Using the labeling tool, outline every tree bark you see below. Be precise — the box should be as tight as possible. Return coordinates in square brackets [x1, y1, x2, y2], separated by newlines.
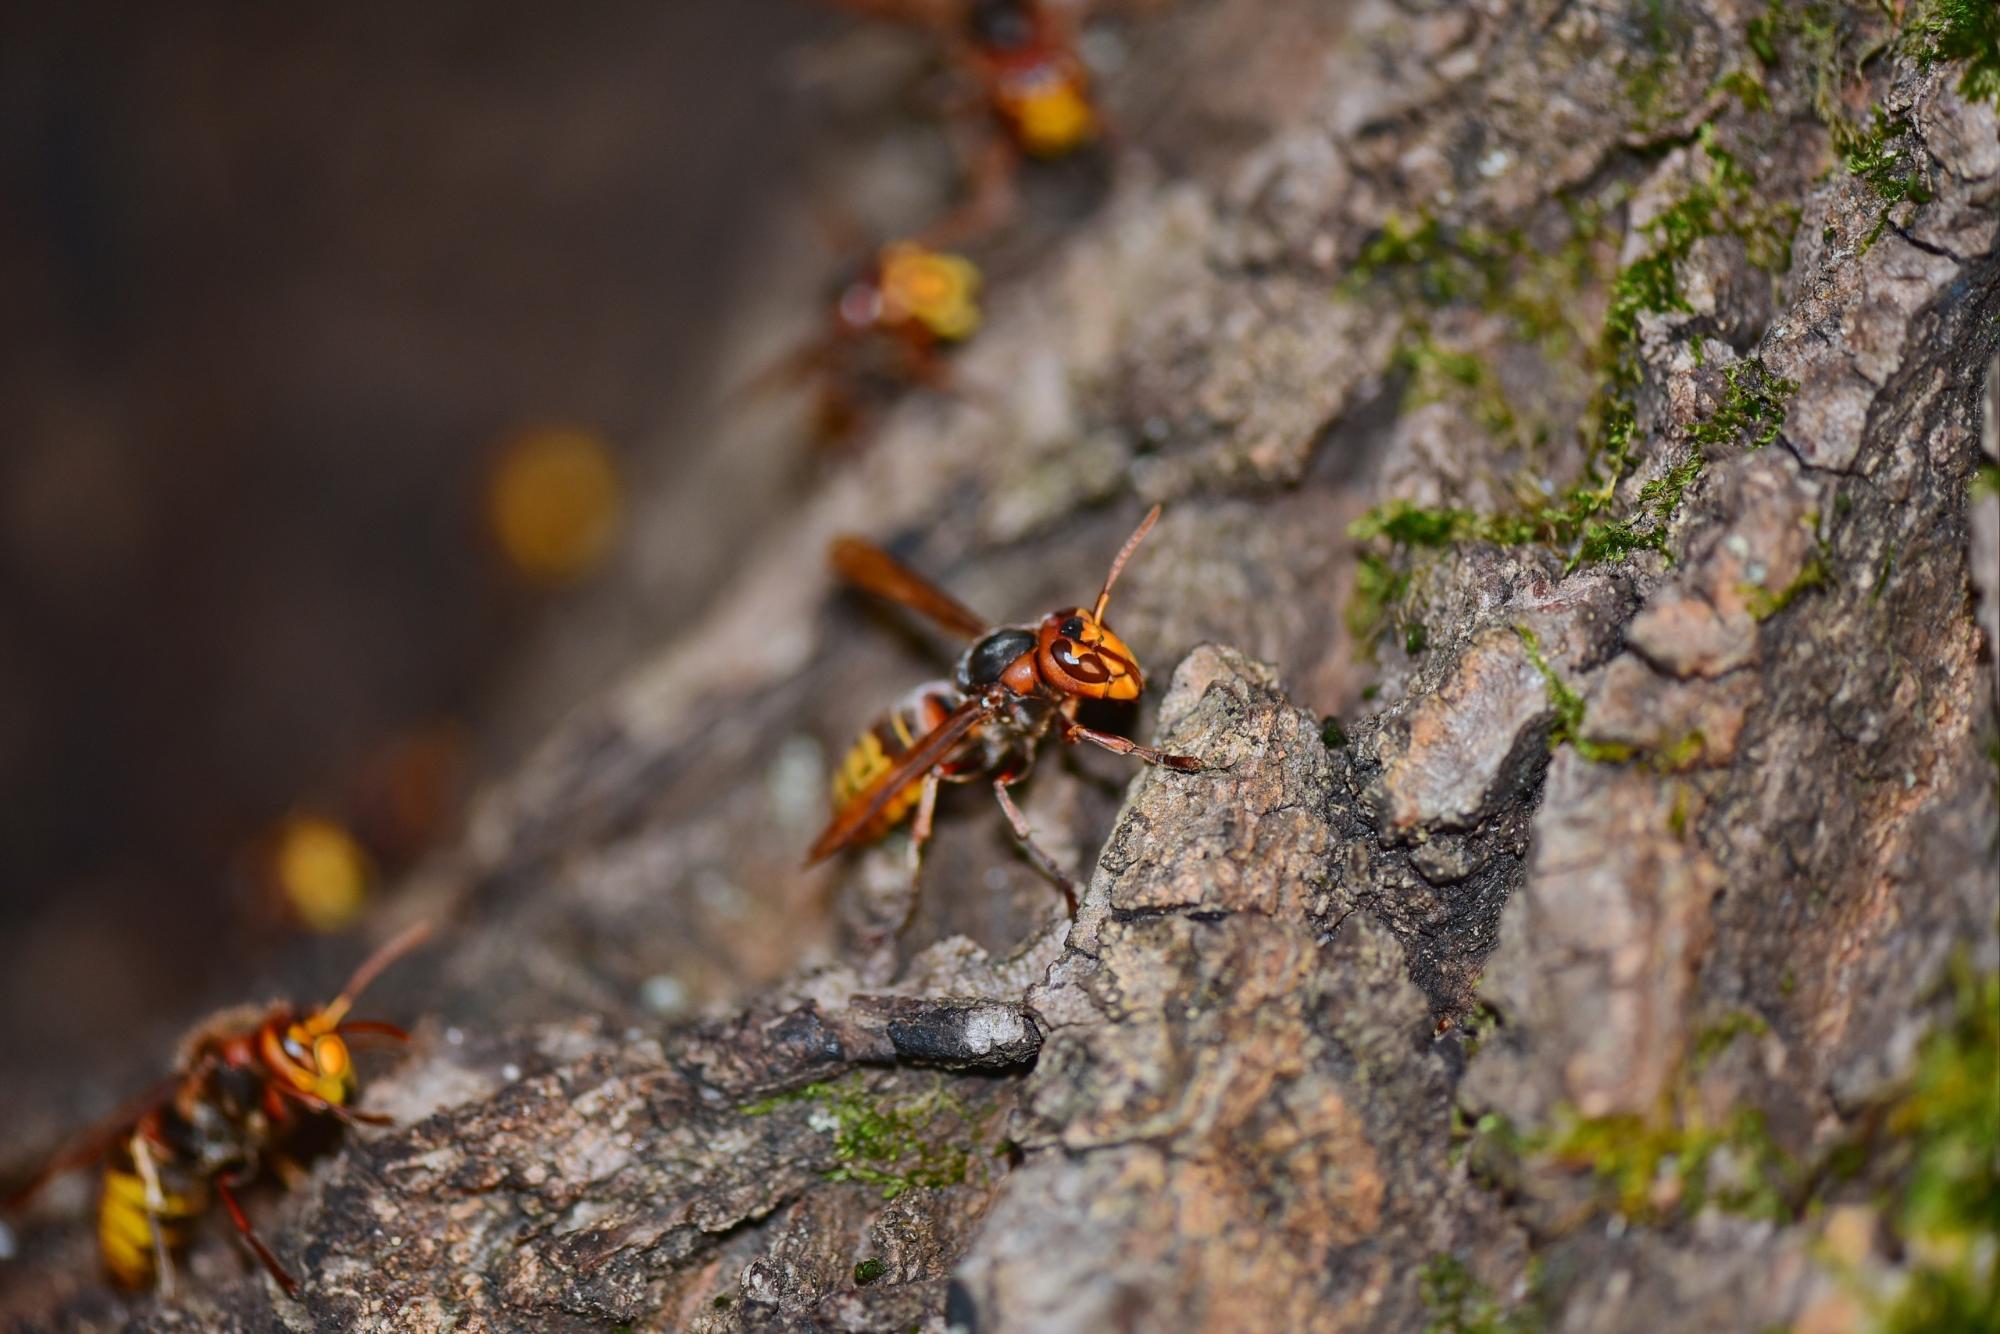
[5, 2, 1996, 1330]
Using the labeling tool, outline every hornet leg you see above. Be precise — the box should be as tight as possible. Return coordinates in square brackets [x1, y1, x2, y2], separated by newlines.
[216, 1169, 298, 1297]
[992, 778, 1079, 917]
[1059, 719, 1204, 772]
[269, 1080, 393, 1126]
[897, 769, 942, 937]
[923, 130, 1019, 248]
[130, 1135, 177, 1299]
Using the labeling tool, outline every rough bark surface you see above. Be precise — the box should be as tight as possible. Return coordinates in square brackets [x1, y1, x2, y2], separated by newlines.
[5, 2, 1997, 1331]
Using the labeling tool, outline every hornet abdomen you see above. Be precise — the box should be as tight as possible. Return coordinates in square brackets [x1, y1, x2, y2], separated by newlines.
[98, 1142, 206, 1289]
[830, 682, 964, 845]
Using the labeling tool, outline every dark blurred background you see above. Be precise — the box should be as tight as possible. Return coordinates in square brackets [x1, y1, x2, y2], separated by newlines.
[0, 0, 828, 1083]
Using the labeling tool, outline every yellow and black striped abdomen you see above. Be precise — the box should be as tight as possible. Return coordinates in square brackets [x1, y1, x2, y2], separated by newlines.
[98, 1162, 205, 1289]
[830, 685, 955, 845]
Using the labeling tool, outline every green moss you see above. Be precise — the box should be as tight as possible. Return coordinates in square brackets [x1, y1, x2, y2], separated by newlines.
[1844, 106, 1936, 208]
[1743, 0, 1879, 151]
[1744, 2, 1783, 66]
[1346, 128, 1797, 573]
[1872, 541, 1898, 603]
[1447, 1105, 1477, 1167]
[1638, 450, 1704, 526]
[1459, 1111, 1530, 1194]
[1667, 780, 1694, 836]
[1620, 0, 1686, 132]
[1419, 1254, 1541, 1334]
[1870, 961, 2000, 1330]
[1486, 995, 1799, 1229]
[1909, 0, 2000, 108]
[1689, 359, 1798, 450]
[1604, 233, 1691, 357]
[853, 1258, 889, 1285]
[1714, 66, 1772, 113]
[1458, 1002, 1503, 1061]
[1396, 324, 1524, 441]
[1612, 131, 1795, 322]
[1348, 489, 1662, 576]
[1516, 623, 1722, 769]
[1403, 335, 1491, 395]
[1347, 211, 1454, 287]
[1973, 463, 2000, 501]
[1770, 0, 1993, 248]
[1345, 212, 1502, 306]
[1344, 202, 1608, 399]
[1321, 716, 1350, 749]
[1743, 554, 1829, 621]
[1841, 105, 1936, 248]
[1344, 213, 1585, 345]
[1515, 625, 1585, 742]
[1882, 1267, 2000, 1333]
[1406, 621, 1430, 655]
[744, 1075, 978, 1200]
[1567, 517, 1661, 570]
[1691, 1009, 1771, 1072]
[1513, 624, 1638, 762]
[1889, 965, 1999, 1282]
[1542, 1105, 1793, 1223]
[1523, 965, 1996, 1309]
[1658, 730, 1709, 773]
[1346, 551, 1413, 654]
[1353, 501, 1480, 549]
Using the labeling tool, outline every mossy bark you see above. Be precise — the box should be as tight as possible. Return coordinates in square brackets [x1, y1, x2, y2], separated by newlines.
[4, 2, 1996, 1330]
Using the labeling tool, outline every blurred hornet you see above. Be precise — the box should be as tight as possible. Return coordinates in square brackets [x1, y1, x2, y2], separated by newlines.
[6, 923, 429, 1297]
[751, 239, 983, 448]
[810, 505, 1202, 914]
[824, 0, 1105, 237]
[955, 0, 1101, 159]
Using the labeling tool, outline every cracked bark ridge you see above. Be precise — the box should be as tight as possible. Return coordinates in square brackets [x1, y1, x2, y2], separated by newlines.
[1330, 567, 1636, 1016]
[959, 645, 1505, 1334]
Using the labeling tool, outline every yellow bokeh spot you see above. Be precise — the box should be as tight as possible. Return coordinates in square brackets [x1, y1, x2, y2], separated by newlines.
[274, 814, 372, 933]
[878, 244, 982, 342]
[487, 427, 622, 583]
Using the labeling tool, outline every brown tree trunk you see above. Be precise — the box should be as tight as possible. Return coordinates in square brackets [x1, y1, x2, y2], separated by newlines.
[5, 2, 1996, 1330]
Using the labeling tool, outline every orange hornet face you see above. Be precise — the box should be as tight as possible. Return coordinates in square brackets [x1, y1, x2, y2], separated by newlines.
[261, 1009, 356, 1106]
[1036, 608, 1143, 701]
